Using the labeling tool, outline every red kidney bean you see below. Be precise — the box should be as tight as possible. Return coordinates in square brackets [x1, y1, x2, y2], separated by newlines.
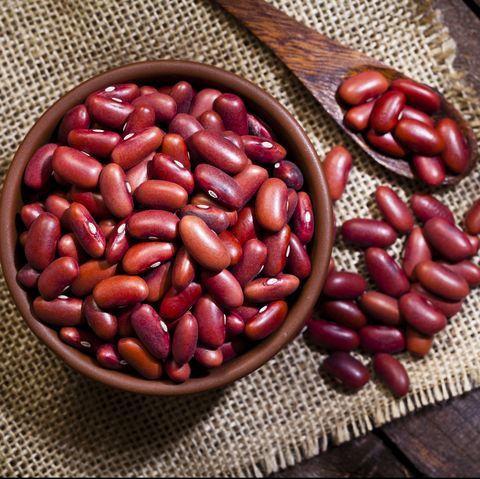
[359, 325, 405, 354]
[202, 269, 244, 309]
[93, 275, 148, 309]
[230, 304, 259, 321]
[286, 232, 312, 279]
[370, 90, 406, 133]
[465, 200, 480, 235]
[343, 100, 376, 132]
[69, 188, 110, 220]
[292, 192, 314, 243]
[171, 247, 196, 290]
[394, 118, 445, 155]
[411, 193, 454, 225]
[223, 130, 246, 152]
[96, 344, 129, 371]
[243, 274, 300, 303]
[127, 210, 179, 241]
[273, 160, 304, 191]
[170, 81, 195, 114]
[52, 146, 102, 189]
[412, 155, 446, 186]
[123, 104, 155, 135]
[424, 217, 472, 262]
[161, 133, 192, 170]
[71, 260, 117, 297]
[33, 296, 83, 326]
[219, 231, 242, 266]
[199, 110, 225, 132]
[83, 295, 117, 341]
[323, 271, 367, 299]
[263, 224, 291, 276]
[319, 300, 368, 330]
[104, 220, 129, 264]
[365, 129, 407, 157]
[194, 164, 243, 209]
[212, 93, 248, 135]
[98, 164, 133, 218]
[159, 282, 202, 321]
[194, 295, 226, 348]
[168, 113, 204, 141]
[467, 234, 479, 255]
[130, 304, 170, 360]
[286, 189, 299, 222]
[194, 347, 224, 368]
[220, 338, 247, 362]
[125, 155, 153, 192]
[68, 129, 121, 158]
[111, 127, 164, 170]
[171, 312, 198, 365]
[44, 194, 70, 226]
[122, 242, 176, 275]
[117, 308, 135, 338]
[24, 143, 57, 190]
[152, 153, 194, 194]
[19, 231, 28, 247]
[37, 257, 79, 300]
[441, 260, 480, 287]
[98, 83, 140, 102]
[179, 205, 228, 234]
[373, 353, 409, 397]
[399, 105, 435, 127]
[189, 88, 222, 118]
[117, 338, 163, 379]
[57, 105, 90, 144]
[406, 327, 433, 357]
[365, 247, 410, 297]
[225, 313, 245, 337]
[132, 92, 177, 123]
[375, 186, 413, 234]
[21, 202, 45, 228]
[338, 70, 389, 105]
[391, 78, 440, 114]
[322, 146, 352, 201]
[25, 213, 60, 271]
[342, 218, 397, 248]
[308, 319, 360, 351]
[323, 352, 370, 390]
[59, 327, 102, 355]
[410, 283, 462, 318]
[164, 359, 191, 383]
[17, 264, 40, 289]
[231, 238, 267, 287]
[245, 300, 288, 340]
[241, 135, 286, 164]
[144, 262, 172, 303]
[400, 291, 448, 335]
[402, 227, 432, 279]
[247, 113, 274, 140]
[99, 219, 116, 239]
[87, 95, 134, 130]
[179, 215, 230, 272]
[436, 118, 469, 174]
[229, 206, 257, 245]
[234, 164, 269, 208]
[134, 180, 188, 211]
[415, 260, 469, 301]
[358, 291, 401, 326]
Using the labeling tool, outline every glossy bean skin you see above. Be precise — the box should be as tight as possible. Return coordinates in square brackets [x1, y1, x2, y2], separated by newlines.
[394, 119, 445, 155]
[441, 260, 480, 287]
[219, 231, 242, 266]
[52, 146, 102, 189]
[37, 257, 79, 300]
[83, 295, 117, 341]
[423, 217, 472, 262]
[391, 78, 440, 114]
[436, 118, 469, 174]
[262, 225, 291, 277]
[193, 295, 226, 348]
[411, 193, 454, 225]
[24, 143, 57, 190]
[247, 113, 274, 140]
[373, 353, 410, 397]
[25, 213, 60, 271]
[323, 352, 370, 390]
[243, 274, 300, 303]
[229, 207, 257, 245]
[170, 312, 198, 365]
[245, 300, 288, 341]
[307, 319, 360, 351]
[161, 133, 191, 169]
[125, 155, 153, 192]
[98, 163, 134, 218]
[225, 313, 245, 337]
[375, 186, 414, 234]
[202, 269, 244, 309]
[399, 292, 447, 335]
[99, 219, 116, 239]
[189, 88, 222, 118]
[323, 271, 367, 299]
[33, 296, 83, 326]
[365, 129, 407, 158]
[132, 93, 177, 123]
[319, 300, 367, 330]
[127, 210, 178, 241]
[179, 204, 229, 233]
[402, 226, 432, 279]
[96, 344, 129, 371]
[292, 194, 314, 245]
[21, 202, 45, 228]
[179, 215, 231, 272]
[134, 180, 188, 211]
[152, 153, 194, 194]
[273, 160, 304, 191]
[93, 275, 149, 309]
[69, 188, 110, 220]
[359, 325, 405, 354]
[59, 327, 102, 355]
[71, 259, 117, 297]
[117, 338, 163, 379]
[234, 164, 269, 208]
[358, 291, 401, 326]
[342, 219, 397, 248]
[172, 247, 196, 290]
[122, 242, 176, 275]
[123, 105, 156, 135]
[343, 101, 376, 132]
[105, 220, 130, 264]
[194, 347, 224, 369]
[370, 90, 406, 133]
[98, 83, 140, 102]
[86, 95, 134, 130]
[45, 194, 70, 226]
[164, 360, 191, 383]
[220, 338, 247, 362]
[199, 110, 225, 132]
[406, 327, 433, 357]
[415, 260, 469, 301]
[399, 105, 434, 127]
[168, 113, 204, 141]
[241, 135, 286, 164]
[144, 262, 172, 303]
[229, 305, 259, 321]
[365, 247, 410, 297]
[410, 283, 463, 318]
[57, 105, 90, 144]
[68, 129, 121, 158]
[17, 264, 40, 289]
[130, 304, 170, 360]
[338, 71, 389, 105]
[412, 155, 446, 186]
[213, 93, 248, 135]
[322, 145, 352, 201]
[170, 81, 195, 114]
[286, 232, 312, 279]
[159, 282, 202, 321]
[231, 238, 267, 287]
[465, 200, 480, 235]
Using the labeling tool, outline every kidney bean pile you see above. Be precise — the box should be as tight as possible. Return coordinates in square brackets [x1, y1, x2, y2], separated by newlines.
[338, 70, 470, 185]
[17, 82, 315, 383]
[311, 145, 480, 397]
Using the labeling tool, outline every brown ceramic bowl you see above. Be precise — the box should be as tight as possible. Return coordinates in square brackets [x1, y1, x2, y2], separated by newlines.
[0, 60, 334, 395]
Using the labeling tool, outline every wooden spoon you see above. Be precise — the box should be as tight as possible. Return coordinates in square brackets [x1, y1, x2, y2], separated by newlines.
[216, 0, 477, 185]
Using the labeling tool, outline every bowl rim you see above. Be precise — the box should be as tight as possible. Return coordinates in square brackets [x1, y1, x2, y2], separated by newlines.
[0, 60, 334, 396]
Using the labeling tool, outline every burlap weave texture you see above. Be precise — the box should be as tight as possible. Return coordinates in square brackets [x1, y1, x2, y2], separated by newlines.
[1, 0, 479, 477]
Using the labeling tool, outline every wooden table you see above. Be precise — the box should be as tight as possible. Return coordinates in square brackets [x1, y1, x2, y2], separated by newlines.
[272, 1, 480, 476]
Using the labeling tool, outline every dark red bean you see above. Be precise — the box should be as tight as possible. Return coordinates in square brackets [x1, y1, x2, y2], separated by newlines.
[247, 113, 274, 140]
[25, 213, 60, 271]
[132, 92, 177, 123]
[436, 118, 469, 174]
[286, 189, 299, 223]
[441, 260, 480, 287]
[83, 295, 117, 341]
[399, 292, 447, 335]
[159, 282, 202, 321]
[168, 113, 204, 141]
[229, 304, 259, 321]
[96, 344, 129, 371]
[17, 264, 40, 289]
[38, 257, 79, 300]
[202, 269, 244, 309]
[323, 352, 370, 390]
[322, 145, 352, 201]
[229, 207, 257, 245]
[117, 338, 163, 379]
[59, 327, 102, 355]
[125, 154, 153, 192]
[402, 227, 432, 280]
[21, 202, 45, 228]
[134, 180, 188, 211]
[406, 327, 433, 358]
[170, 81, 195, 114]
[338, 71, 389, 105]
[465, 200, 480, 235]
[243, 274, 300, 303]
[45, 194, 70, 226]
[319, 300, 367, 330]
[412, 155, 446, 186]
[467, 234, 479, 255]
[199, 110, 225, 132]
[105, 220, 130, 265]
[373, 353, 410, 397]
[123, 105, 156, 135]
[286, 232, 312, 279]
[365, 247, 410, 297]
[394, 118, 445, 155]
[24, 143, 57, 190]
[33, 296, 83, 326]
[410, 283, 462, 318]
[273, 160, 304, 191]
[71, 259, 117, 297]
[98, 163, 134, 218]
[232, 238, 267, 287]
[245, 300, 288, 340]
[194, 295, 226, 348]
[342, 218, 397, 248]
[359, 325, 405, 354]
[323, 271, 367, 299]
[171, 312, 198, 365]
[69, 188, 110, 220]
[343, 101, 376, 132]
[219, 231, 242, 266]
[98, 83, 140, 102]
[390, 78, 440, 114]
[225, 313, 245, 337]
[151, 153, 194, 194]
[68, 129, 121, 158]
[87, 95, 134, 130]
[93, 275, 149, 309]
[122, 242, 176, 275]
[179, 204, 229, 234]
[212, 93, 248, 135]
[241, 135, 286, 164]
[307, 319, 360, 351]
[292, 192, 314, 243]
[58, 105, 90, 144]
[98, 219, 116, 239]
[358, 291, 401, 326]
[164, 359, 191, 383]
[172, 247, 196, 290]
[19, 231, 28, 247]
[144, 262, 172, 303]
[127, 210, 178, 241]
[370, 90, 406, 133]
[365, 129, 407, 158]
[220, 338, 247, 362]
[189, 88, 222, 118]
[194, 347, 224, 368]
[160, 133, 190, 170]
[234, 164, 269, 208]
[262, 225, 291, 277]
[375, 186, 414, 234]
[400, 105, 435, 127]
[411, 193, 454, 224]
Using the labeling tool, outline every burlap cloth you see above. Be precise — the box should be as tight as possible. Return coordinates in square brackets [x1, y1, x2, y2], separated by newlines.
[1, 0, 479, 476]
